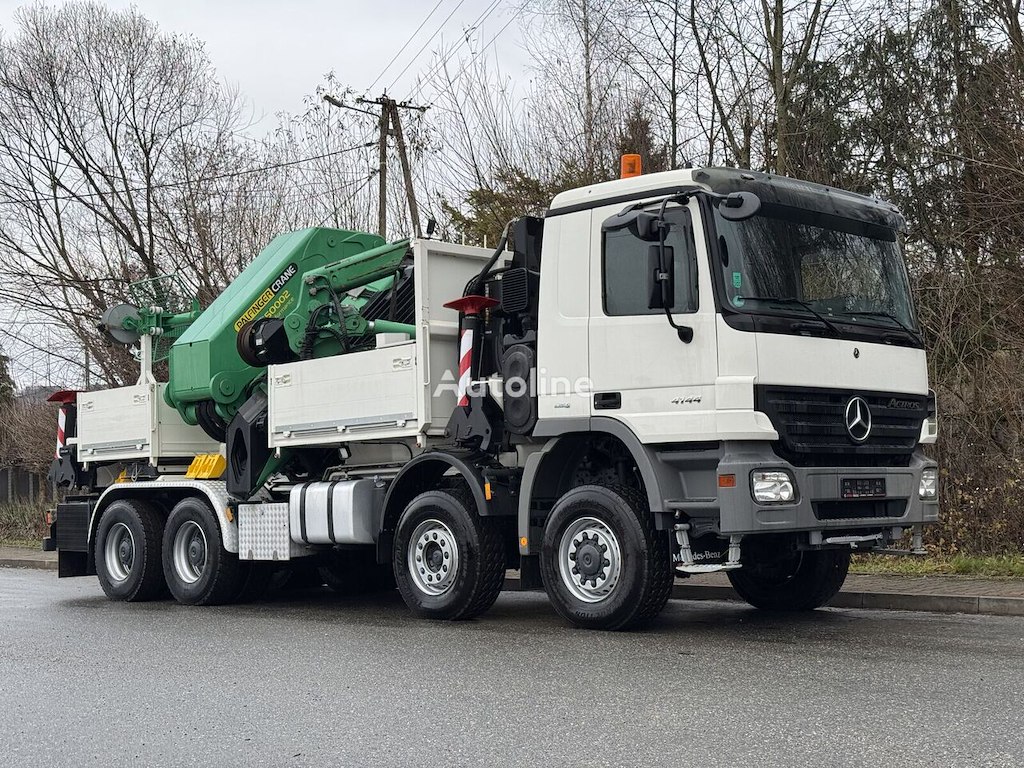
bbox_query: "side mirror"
[602,209,661,241]
[718,191,761,221]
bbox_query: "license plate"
[841,477,886,499]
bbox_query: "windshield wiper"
[738,295,842,336]
[839,310,920,337]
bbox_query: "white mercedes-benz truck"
[46,165,939,630]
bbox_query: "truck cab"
[533,167,935,536]
[46,166,939,631]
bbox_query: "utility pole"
[326,93,427,239]
[376,104,390,239]
[386,100,423,240]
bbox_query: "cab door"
[587,200,719,442]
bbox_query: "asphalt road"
[1,569,1023,768]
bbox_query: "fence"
[0,466,53,504]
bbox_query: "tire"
[393,488,505,620]
[94,499,166,602]
[275,559,325,591]
[727,547,851,611]
[319,549,396,596]
[233,561,276,604]
[161,497,244,605]
[540,484,672,631]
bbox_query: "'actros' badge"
[845,396,872,443]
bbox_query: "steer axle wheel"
[541,484,672,631]
[162,497,244,606]
[393,488,505,621]
[727,545,851,611]
[95,499,166,602]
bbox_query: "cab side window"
[602,208,699,316]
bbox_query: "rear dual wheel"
[94,499,166,602]
[96,496,261,605]
[162,497,245,606]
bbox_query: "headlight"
[919,468,938,500]
[751,470,797,503]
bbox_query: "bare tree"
[0,3,280,385]
[689,0,850,173]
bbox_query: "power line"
[315,171,380,227]
[387,0,471,92]
[444,9,523,91]
[0,141,376,208]
[409,0,503,99]
[365,0,449,94]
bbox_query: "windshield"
[714,204,918,332]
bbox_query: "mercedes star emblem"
[845,396,872,443]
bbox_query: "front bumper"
[714,444,938,536]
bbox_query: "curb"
[0,557,57,572]
[670,583,1024,618]
[503,578,1024,618]
[9,562,1024,616]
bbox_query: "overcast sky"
[0,0,529,131]
[0,1,531,386]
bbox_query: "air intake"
[501,268,530,314]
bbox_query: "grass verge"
[851,553,1024,579]
[0,502,48,548]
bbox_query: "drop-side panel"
[76,383,219,464]
[268,344,420,447]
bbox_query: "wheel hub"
[172,520,208,585]
[559,516,622,603]
[104,522,136,583]
[408,519,460,596]
[569,536,606,581]
[425,543,444,571]
[188,538,206,567]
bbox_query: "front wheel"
[162,497,244,605]
[540,485,672,631]
[727,546,850,611]
[393,488,505,620]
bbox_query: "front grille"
[756,385,927,467]
[814,499,907,520]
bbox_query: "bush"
[915,266,1024,557]
[0,502,48,546]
